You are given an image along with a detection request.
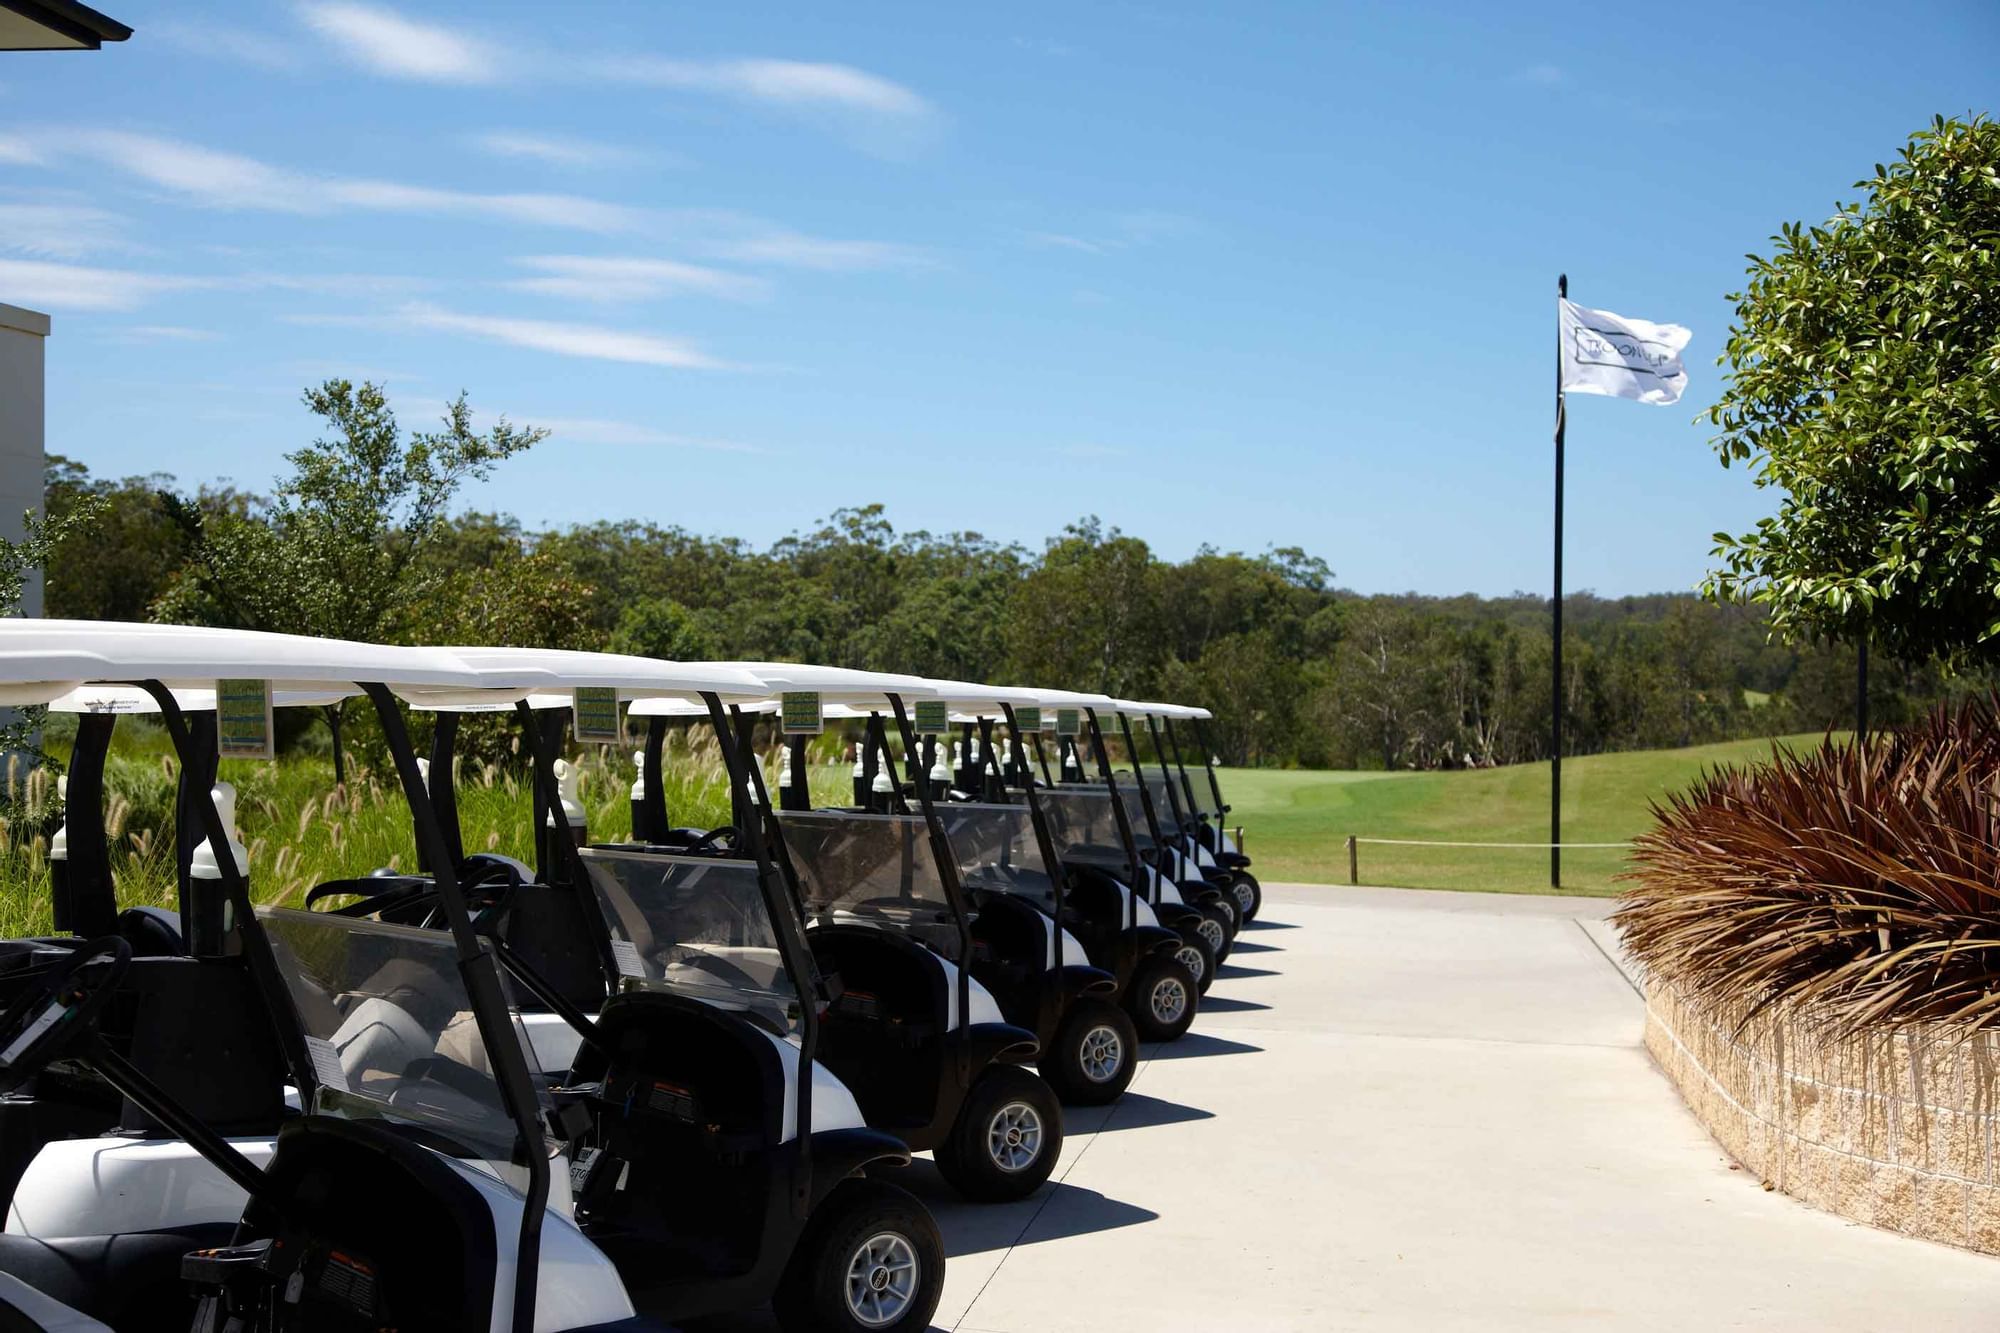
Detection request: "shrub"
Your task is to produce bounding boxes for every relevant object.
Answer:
[1616,696,2000,1032]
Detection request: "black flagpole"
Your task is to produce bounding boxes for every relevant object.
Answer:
[1552,274,1567,890]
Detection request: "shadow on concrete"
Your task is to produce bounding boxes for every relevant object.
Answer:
[1193,993,1271,1014]
[1240,918,1298,932]
[1227,938,1281,954]
[1215,962,1278,980]
[1141,1032,1263,1061]
[902,1167,1160,1259]
[1091,1091,1214,1133]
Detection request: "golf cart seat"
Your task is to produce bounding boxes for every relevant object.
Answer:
[965,893,1051,985]
[0,1269,111,1332]
[804,926,945,1128]
[566,991,787,1286]
[0,1222,233,1332]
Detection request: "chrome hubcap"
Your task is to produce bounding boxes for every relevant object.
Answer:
[1234,882,1254,915]
[844,1231,919,1327]
[1197,919,1225,953]
[1175,944,1206,982]
[986,1101,1045,1173]
[1150,976,1188,1026]
[1079,1023,1124,1083]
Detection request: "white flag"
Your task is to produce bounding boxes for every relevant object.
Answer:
[1559,298,1690,405]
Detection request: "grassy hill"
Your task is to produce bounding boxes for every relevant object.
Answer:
[1216,732,1835,896]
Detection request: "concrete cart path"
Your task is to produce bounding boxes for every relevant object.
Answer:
[909,883,2000,1332]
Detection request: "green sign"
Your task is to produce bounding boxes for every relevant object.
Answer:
[572,687,622,744]
[913,699,949,734]
[1013,706,1042,733]
[1055,707,1081,737]
[216,679,274,760]
[782,691,823,735]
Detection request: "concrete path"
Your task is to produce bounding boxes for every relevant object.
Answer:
[707,884,2000,1330]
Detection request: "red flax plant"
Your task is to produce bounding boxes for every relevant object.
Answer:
[1615,697,2000,1035]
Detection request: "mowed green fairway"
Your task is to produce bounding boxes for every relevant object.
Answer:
[1215,732,1832,896]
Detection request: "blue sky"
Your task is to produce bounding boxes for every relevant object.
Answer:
[2,1,1993,596]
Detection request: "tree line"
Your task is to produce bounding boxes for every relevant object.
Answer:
[39,381,1994,772]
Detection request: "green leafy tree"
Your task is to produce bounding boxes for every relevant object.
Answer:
[1705,115,2000,662]
[158,381,545,777]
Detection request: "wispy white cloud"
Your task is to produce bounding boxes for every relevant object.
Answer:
[0,259,209,311]
[1025,231,1108,254]
[1020,211,1198,256]
[387,302,729,369]
[685,218,930,272]
[297,2,501,83]
[276,4,939,154]
[19,129,644,232]
[606,57,941,156]
[468,131,650,171]
[603,56,930,118]
[155,19,306,71]
[524,417,764,452]
[0,200,132,259]
[107,325,224,343]
[507,255,768,304]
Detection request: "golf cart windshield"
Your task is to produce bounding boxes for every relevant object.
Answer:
[579,848,800,1038]
[1038,787,1147,867]
[937,804,1056,914]
[259,906,538,1163]
[776,810,962,961]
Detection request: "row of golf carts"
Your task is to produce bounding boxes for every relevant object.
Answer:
[0,620,1263,1333]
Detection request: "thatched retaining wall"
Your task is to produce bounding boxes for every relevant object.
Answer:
[1645,980,2000,1253]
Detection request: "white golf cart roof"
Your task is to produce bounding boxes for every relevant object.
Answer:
[1007,686,1122,713]
[48,684,356,713]
[0,619,484,703]
[703,662,942,708]
[441,646,766,701]
[1113,698,1202,721]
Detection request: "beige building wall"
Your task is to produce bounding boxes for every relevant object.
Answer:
[0,303,47,616]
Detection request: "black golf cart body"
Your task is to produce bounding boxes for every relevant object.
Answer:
[337,646,945,1327]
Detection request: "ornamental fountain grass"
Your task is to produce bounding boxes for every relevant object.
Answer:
[1616,695,2000,1034]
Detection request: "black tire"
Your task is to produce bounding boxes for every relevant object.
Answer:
[1040,997,1138,1106]
[934,1063,1063,1202]
[1231,872,1263,922]
[774,1177,945,1333]
[1171,925,1217,996]
[1196,902,1235,964]
[1125,954,1197,1042]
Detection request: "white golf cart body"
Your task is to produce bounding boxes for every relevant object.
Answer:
[0,621,640,1332]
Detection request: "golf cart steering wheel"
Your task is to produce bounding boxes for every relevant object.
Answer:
[459,853,531,913]
[686,825,740,856]
[661,944,765,991]
[0,936,131,1093]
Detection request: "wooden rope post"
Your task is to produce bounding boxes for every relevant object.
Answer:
[1347,835,1358,885]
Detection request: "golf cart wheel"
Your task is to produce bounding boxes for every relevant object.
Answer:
[1173,927,1217,996]
[1233,872,1263,922]
[1124,954,1197,1042]
[1042,997,1138,1106]
[935,1063,1063,1202]
[1196,903,1235,964]
[775,1178,944,1333]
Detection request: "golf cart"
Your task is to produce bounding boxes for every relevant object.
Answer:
[0,620,646,1332]
[919,684,1200,1041]
[640,663,1081,1194]
[1110,700,1250,948]
[316,645,950,1331]
[1170,706,1262,922]
[1010,691,1240,983]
